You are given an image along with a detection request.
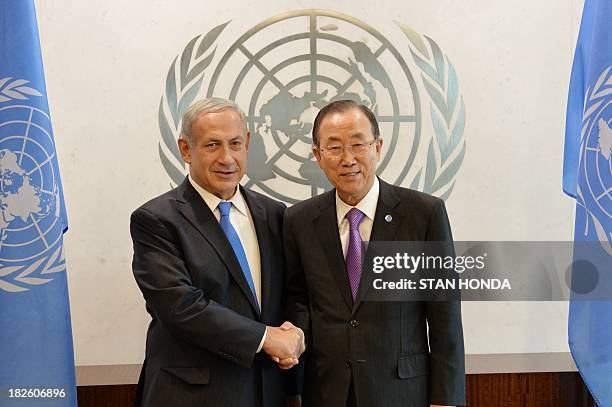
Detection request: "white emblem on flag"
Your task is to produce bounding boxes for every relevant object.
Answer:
[0,81,66,292]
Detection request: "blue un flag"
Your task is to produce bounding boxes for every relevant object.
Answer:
[564,0,612,405]
[0,1,78,406]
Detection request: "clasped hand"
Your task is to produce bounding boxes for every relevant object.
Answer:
[263,321,305,369]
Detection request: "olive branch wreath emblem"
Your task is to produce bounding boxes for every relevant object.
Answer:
[158,22,229,185]
[0,77,42,102]
[398,22,466,201]
[158,17,466,202]
[0,80,67,293]
[0,244,66,293]
[576,65,612,255]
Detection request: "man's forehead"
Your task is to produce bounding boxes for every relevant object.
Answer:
[191,110,246,139]
[194,108,242,126]
[326,132,369,142]
[319,124,373,144]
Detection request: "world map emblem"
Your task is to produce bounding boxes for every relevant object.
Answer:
[577,66,612,254]
[0,79,66,292]
[158,10,466,204]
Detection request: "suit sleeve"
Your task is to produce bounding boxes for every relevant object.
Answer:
[424,200,466,406]
[283,211,311,339]
[282,211,309,396]
[130,207,266,368]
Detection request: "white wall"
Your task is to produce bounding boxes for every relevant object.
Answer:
[35,0,585,366]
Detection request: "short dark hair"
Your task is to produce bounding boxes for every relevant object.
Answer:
[312,100,380,146]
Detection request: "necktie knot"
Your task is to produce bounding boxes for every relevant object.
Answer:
[346,208,365,230]
[218,201,232,217]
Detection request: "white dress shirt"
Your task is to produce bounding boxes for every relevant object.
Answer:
[188,176,267,351]
[335,177,380,258]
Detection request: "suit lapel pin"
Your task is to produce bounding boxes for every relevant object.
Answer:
[384,214,392,223]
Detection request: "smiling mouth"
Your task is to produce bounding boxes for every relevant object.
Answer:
[214,170,236,177]
[341,171,360,178]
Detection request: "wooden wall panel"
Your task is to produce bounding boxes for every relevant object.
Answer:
[77,372,596,407]
[77,384,135,407]
[465,373,595,407]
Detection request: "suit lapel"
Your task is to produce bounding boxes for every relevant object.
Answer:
[241,187,270,318]
[353,179,402,313]
[314,191,353,311]
[175,180,260,316]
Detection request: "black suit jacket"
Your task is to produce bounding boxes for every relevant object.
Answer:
[284,179,466,407]
[131,179,286,407]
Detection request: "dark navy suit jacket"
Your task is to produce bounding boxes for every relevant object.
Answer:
[131,179,286,407]
[284,178,466,407]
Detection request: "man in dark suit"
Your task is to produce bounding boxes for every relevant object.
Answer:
[284,100,465,407]
[131,98,304,407]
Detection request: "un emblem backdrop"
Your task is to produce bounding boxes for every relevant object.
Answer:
[157,10,466,204]
[27,0,583,368]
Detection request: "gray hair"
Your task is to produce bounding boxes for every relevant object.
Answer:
[180,97,247,145]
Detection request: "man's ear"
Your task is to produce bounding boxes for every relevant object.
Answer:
[245,131,250,151]
[312,145,323,168]
[178,137,191,164]
[375,136,383,161]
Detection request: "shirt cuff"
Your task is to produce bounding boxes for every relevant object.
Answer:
[256,326,267,353]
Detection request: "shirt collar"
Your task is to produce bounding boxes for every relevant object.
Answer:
[188,176,248,216]
[335,177,380,226]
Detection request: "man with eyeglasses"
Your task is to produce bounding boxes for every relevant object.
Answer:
[283,100,465,407]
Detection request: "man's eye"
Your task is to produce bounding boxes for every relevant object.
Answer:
[205,143,219,148]
[328,146,341,151]
[352,143,366,149]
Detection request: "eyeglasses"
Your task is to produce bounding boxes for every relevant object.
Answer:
[318,139,378,159]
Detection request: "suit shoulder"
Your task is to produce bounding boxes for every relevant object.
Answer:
[132,187,180,219]
[379,181,448,224]
[392,185,444,210]
[285,190,331,219]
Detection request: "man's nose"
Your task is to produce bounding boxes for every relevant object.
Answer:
[339,147,357,165]
[216,146,234,164]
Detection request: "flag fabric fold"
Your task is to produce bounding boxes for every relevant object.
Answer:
[564,0,612,405]
[0,1,77,406]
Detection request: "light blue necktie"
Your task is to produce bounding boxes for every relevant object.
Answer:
[218,201,260,312]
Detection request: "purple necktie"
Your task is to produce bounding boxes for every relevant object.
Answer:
[345,208,366,301]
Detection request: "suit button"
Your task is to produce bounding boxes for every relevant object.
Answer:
[345,361,351,368]
[350,320,359,327]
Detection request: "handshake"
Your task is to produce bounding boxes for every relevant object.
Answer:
[263,321,305,369]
